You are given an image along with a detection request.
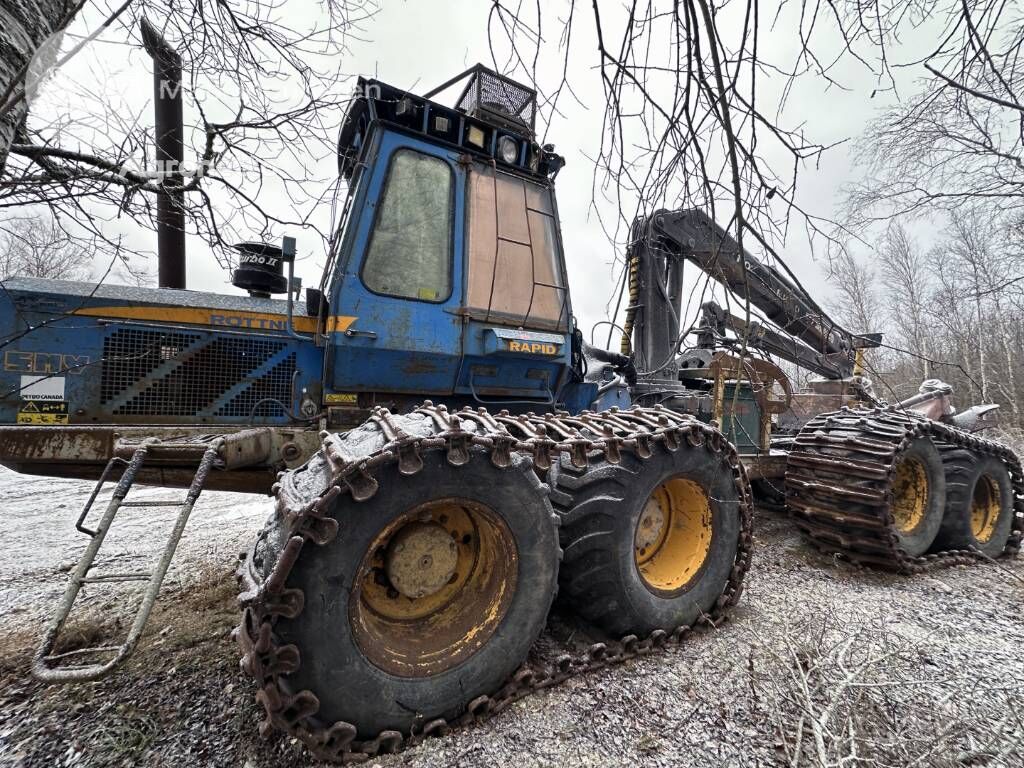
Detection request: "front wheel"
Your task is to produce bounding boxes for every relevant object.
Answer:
[247,430,560,739]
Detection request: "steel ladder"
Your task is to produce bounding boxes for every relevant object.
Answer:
[32,438,223,682]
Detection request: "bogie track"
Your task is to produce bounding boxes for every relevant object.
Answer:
[235,403,752,763]
[785,406,1023,571]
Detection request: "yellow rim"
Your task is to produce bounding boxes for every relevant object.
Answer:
[634,477,713,594]
[970,474,1002,543]
[350,499,517,677]
[891,456,928,533]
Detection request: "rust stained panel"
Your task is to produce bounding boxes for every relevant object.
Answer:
[0,426,111,463]
[524,181,553,216]
[526,209,566,326]
[7,462,277,494]
[466,166,567,329]
[491,241,535,318]
[495,173,530,243]
[741,453,787,480]
[401,356,445,375]
[466,169,498,312]
[0,425,281,494]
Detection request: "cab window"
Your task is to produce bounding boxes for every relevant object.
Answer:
[362,149,453,301]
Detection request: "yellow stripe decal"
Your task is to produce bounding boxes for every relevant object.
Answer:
[70,306,356,334]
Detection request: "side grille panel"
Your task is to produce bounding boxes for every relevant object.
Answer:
[217,354,297,418]
[100,328,296,418]
[100,329,202,404]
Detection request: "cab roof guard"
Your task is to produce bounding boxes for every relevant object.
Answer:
[338,65,563,181]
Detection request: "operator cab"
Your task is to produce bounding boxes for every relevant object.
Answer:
[319,66,591,417]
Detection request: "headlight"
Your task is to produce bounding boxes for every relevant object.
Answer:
[498,136,519,164]
[466,125,486,148]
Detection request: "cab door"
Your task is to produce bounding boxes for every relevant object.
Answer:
[328,132,465,395]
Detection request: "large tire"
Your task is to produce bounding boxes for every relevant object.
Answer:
[887,437,945,557]
[252,442,559,738]
[932,449,1015,556]
[549,438,742,637]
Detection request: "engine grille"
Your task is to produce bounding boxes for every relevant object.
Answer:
[100,328,296,418]
[100,328,202,404]
[217,354,296,418]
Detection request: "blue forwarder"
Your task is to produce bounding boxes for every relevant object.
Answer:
[1,62,1008,763]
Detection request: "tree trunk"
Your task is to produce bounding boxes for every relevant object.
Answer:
[970,262,989,401]
[0,0,77,175]
[994,296,1020,422]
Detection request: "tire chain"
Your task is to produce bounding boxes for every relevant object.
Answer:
[785,405,1023,572]
[234,402,753,763]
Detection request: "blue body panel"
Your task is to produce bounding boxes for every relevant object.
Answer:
[0,278,324,426]
[456,324,569,401]
[328,132,466,394]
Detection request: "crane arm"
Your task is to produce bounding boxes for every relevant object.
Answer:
[626,208,880,380]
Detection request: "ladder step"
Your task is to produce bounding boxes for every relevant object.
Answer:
[119,500,184,507]
[78,572,153,584]
[45,645,121,662]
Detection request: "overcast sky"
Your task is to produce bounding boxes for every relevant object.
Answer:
[38,0,945,345]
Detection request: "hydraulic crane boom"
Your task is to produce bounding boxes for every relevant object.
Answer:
[626,208,880,380]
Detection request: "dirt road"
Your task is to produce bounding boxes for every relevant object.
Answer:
[1,467,1021,767]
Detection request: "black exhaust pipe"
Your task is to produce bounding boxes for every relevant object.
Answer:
[140,18,185,289]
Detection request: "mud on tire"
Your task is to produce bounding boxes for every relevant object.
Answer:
[238,405,754,761]
[887,436,946,557]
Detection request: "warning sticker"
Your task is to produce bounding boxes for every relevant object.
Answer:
[17,400,69,425]
[19,375,65,401]
[325,392,358,405]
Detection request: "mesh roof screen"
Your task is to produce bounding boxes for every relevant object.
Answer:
[457,68,536,131]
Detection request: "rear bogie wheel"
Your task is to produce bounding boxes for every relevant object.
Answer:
[550,437,743,637]
[933,451,1015,557]
[259,447,559,738]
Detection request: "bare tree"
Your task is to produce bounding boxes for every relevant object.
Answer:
[0,212,90,280]
[483,1,1024,373]
[1,1,376,271]
[944,210,1022,416]
[878,225,932,381]
[845,2,1023,227]
[819,202,1024,425]
[4,0,1022,402]
[0,0,84,175]
[828,244,889,381]
[830,247,883,338]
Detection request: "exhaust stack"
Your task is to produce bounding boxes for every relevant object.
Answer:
[140,18,185,289]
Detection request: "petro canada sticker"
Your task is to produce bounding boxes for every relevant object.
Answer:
[19,375,65,401]
[16,376,69,424]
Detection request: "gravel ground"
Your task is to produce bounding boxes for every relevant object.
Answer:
[0,466,1022,767]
